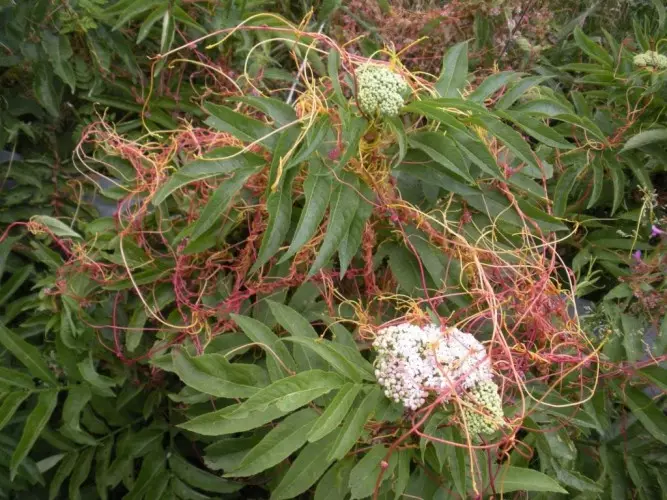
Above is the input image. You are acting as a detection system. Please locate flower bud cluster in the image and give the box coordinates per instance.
[356,64,409,117]
[461,380,504,436]
[373,323,492,410]
[633,51,667,70]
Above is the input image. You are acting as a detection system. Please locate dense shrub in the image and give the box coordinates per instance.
[0,1,665,499]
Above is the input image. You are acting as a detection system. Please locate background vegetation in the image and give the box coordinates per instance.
[0,0,665,498]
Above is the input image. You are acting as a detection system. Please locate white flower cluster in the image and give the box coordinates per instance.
[633,51,667,70]
[373,323,493,410]
[356,64,409,117]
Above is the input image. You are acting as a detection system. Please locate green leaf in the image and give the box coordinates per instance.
[159,9,174,54]
[444,428,466,497]
[420,412,447,467]
[266,301,318,338]
[0,367,34,389]
[628,457,659,500]
[270,430,340,500]
[204,102,277,149]
[169,454,241,493]
[319,0,341,19]
[338,182,374,276]
[125,450,166,500]
[336,116,367,172]
[32,216,81,239]
[308,172,360,276]
[328,386,383,461]
[386,242,422,295]
[180,402,283,436]
[251,168,298,273]
[0,236,20,278]
[227,408,318,477]
[33,64,59,118]
[267,300,325,372]
[513,98,574,116]
[314,456,354,500]
[553,163,586,216]
[0,324,58,385]
[435,41,468,97]
[496,466,568,494]
[621,128,667,152]
[386,116,408,165]
[403,101,467,132]
[625,156,652,192]
[468,71,521,103]
[68,447,95,500]
[228,96,298,128]
[137,6,167,44]
[229,370,343,417]
[495,76,552,110]
[409,131,472,181]
[111,0,163,29]
[587,157,604,209]
[555,468,602,493]
[152,147,265,204]
[95,439,112,500]
[307,383,363,442]
[181,371,343,436]
[143,474,171,500]
[77,355,116,397]
[231,313,296,381]
[279,160,332,263]
[608,162,625,215]
[204,436,265,471]
[551,113,607,143]
[11,390,59,479]
[328,49,345,105]
[60,384,94,444]
[621,314,644,363]
[610,381,667,444]
[500,111,574,149]
[600,445,629,500]
[0,392,31,431]
[126,286,174,352]
[475,117,539,172]
[651,0,666,28]
[638,366,667,391]
[449,130,503,179]
[171,476,211,500]
[573,27,613,66]
[349,445,396,499]
[287,116,331,168]
[385,450,408,499]
[172,349,265,399]
[283,337,374,382]
[49,452,78,500]
[183,165,259,244]
[42,33,76,93]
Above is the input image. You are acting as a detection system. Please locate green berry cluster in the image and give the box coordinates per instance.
[633,51,667,70]
[356,64,409,117]
[515,36,533,53]
[461,380,504,437]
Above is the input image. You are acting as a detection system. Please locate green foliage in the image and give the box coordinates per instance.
[1,1,666,498]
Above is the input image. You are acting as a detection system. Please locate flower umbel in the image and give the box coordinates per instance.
[373,323,492,410]
[461,380,504,437]
[356,64,409,117]
[633,51,667,70]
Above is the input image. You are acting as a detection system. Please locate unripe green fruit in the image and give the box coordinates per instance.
[356,64,408,117]
[461,380,504,437]
[633,51,667,70]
